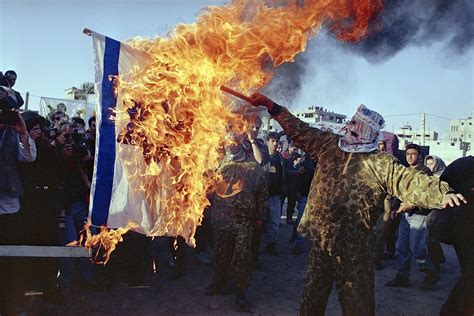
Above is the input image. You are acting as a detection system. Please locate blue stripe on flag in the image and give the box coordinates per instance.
[91,37,120,226]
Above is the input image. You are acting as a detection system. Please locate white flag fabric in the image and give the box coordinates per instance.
[89,30,157,234]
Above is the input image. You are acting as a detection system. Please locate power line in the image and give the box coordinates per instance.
[384,113,421,118]
[384,112,452,120]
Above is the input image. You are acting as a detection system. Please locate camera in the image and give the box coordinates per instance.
[0,72,21,125]
[65,127,89,160]
[43,127,59,139]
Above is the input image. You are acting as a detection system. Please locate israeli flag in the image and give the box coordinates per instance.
[88,29,154,233]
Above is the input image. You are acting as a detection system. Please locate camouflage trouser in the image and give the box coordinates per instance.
[212,220,254,290]
[300,242,374,316]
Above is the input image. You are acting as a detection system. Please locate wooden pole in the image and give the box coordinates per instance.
[220,86,253,104]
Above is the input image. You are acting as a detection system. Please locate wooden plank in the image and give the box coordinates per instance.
[0,245,90,258]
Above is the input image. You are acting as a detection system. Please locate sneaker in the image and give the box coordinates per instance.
[419,271,440,290]
[265,243,278,256]
[292,245,304,255]
[385,275,410,287]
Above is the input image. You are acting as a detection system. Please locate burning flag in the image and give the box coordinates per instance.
[87,0,383,250]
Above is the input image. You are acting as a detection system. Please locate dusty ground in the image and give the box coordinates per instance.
[27,220,458,316]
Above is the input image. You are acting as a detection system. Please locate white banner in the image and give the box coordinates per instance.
[39,97,95,121]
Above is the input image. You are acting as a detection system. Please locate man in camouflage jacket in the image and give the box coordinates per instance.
[207,137,268,310]
[250,93,466,316]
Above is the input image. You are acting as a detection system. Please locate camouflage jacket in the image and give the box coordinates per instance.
[272,106,450,255]
[210,160,268,231]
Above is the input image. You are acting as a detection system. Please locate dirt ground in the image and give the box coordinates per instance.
[27,220,459,316]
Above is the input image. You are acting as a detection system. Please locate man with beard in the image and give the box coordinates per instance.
[249,93,466,315]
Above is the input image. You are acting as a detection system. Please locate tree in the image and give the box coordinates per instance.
[69,81,95,100]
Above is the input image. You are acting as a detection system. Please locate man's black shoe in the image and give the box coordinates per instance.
[385,275,410,287]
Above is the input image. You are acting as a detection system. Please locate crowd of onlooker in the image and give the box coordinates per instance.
[0,70,472,315]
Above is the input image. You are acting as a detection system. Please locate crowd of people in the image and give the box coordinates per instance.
[0,71,472,315]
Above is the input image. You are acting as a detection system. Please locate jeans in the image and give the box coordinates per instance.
[266,195,281,244]
[295,196,308,247]
[58,200,94,287]
[395,213,434,277]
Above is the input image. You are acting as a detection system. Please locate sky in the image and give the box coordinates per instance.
[1,0,473,138]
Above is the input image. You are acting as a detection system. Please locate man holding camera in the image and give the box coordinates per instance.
[19,112,63,300]
[0,71,36,315]
[53,121,94,292]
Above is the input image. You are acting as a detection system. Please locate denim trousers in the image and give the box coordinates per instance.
[58,200,94,287]
[295,196,308,247]
[266,195,282,244]
[396,212,434,277]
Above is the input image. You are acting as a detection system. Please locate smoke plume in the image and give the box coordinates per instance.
[264,0,473,101]
[342,0,474,62]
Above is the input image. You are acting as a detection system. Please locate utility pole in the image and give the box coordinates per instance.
[25,92,29,110]
[420,112,426,146]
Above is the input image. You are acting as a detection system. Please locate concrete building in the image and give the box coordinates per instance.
[263,106,347,133]
[420,139,471,166]
[395,124,439,144]
[294,106,347,126]
[449,115,473,144]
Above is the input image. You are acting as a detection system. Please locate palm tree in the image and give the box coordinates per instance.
[69,81,95,100]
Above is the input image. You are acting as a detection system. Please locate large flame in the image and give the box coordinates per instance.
[111,0,382,245]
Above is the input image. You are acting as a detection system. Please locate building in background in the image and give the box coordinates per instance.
[395,124,439,144]
[264,106,347,133]
[449,114,473,144]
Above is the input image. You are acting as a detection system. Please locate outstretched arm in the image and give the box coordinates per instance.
[250,93,335,160]
[385,160,466,209]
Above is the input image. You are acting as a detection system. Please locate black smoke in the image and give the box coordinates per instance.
[345,0,474,62]
[260,0,473,103]
[261,53,308,106]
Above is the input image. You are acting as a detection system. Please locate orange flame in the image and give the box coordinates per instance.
[75,221,138,265]
[112,0,382,245]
